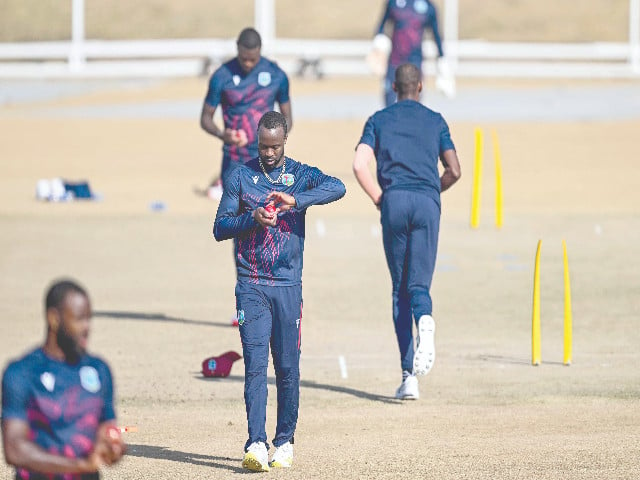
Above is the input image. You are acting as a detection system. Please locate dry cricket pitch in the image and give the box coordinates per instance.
[1,76,639,479]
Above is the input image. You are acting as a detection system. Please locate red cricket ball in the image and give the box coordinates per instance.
[106,426,122,442]
[265,204,276,214]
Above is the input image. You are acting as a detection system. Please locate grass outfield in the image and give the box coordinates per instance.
[0,0,630,42]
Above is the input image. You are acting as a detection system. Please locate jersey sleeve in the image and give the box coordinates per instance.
[276,68,291,105]
[1,362,29,422]
[357,116,377,151]
[376,1,392,35]
[97,360,116,423]
[427,3,444,57]
[204,70,225,108]
[439,117,456,154]
[213,169,259,241]
[294,166,346,211]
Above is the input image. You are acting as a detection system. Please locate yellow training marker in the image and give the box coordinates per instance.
[532,240,542,366]
[470,127,483,229]
[562,240,573,365]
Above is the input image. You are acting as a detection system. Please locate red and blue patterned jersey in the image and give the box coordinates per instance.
[2,348,115,480]
[213,157,346,286]
[204,57,290,164]
[377,0,444,67]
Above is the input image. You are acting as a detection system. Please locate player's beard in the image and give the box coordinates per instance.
[259,150,284,170]
[57,324,84,364]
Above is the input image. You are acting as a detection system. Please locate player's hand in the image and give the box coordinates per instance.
[374,194,382,211]
[222,128,246,146]
[266,191,296,213]
[235,129,249,147]
[253,205,278,227]
[90,424,126,468]
[436,57,456,98]
[366,34,391,77]
[372,33,391,54]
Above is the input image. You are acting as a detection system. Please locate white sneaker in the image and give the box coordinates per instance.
[395,374,419,400]
[50,178,68,202]
[36,179,52,201]
[270,441,293,468]
[413,315,436,376]
[242,442,269,472]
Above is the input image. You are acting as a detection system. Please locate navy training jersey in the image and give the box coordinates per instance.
[377,0,443,67]
[1,348,115,480]
[358,99,455,207]
[213,157,346,286]
[204,57,290,164]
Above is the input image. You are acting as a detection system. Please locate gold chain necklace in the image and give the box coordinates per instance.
[258,157,286,185]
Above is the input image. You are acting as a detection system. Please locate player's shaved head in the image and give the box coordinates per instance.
[237,27,262,50]
[394,63,422,98]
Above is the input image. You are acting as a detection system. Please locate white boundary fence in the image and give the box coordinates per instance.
[0,0,638,79]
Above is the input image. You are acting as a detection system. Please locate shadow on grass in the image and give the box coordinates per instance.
[478,354,566,366]
[94,310,233,329]
[125,444,245,473]
[95,310,400,404]
[197,374,401,405]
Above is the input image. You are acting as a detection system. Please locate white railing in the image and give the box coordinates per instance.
[0,38,637,79]
[0,0,638,79]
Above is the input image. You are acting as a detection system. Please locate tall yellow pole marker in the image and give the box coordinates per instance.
[532,240,542,366]
[470,127,483,228]
[562,240,573,365]
[491,129,503,229]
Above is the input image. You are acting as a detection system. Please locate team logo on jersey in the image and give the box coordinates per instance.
[281,174,295,186]
[237,309,245,326]
[40,372,55,392]
[252,176,259,184]
[80,366,101,393]
[232,75,241,86]
[414,0,428,14]
[258,72,272,87]
[396,0,407,8]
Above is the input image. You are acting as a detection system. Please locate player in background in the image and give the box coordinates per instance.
[369,0,455,105]
[213,111,345,471]
[200,27,293,200]
[352,64,461,400]
[2,279,125,479]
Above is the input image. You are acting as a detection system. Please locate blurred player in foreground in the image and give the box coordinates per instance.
[368,0,455,104]
[214,111,345,471]
[352,64,461,400]
[2,279,125,479]
[199,27,293,200]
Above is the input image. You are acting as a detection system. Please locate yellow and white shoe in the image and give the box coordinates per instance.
[242,442,270,472]
[270,441,293,468]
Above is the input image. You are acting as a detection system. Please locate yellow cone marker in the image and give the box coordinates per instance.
[470,127,483,229]
[532,240,542,366]
[562,240,573,365]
